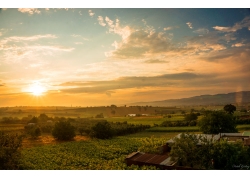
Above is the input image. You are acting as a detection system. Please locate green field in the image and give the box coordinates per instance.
[20,136,167,170]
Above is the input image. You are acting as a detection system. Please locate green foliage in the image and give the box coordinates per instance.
[138,137,167,154]
[52,121,76,141]
[170,133,204,168]
[146,126,200,132]
[169,133,250,169]
[38,113,49,121]
[25,126,41,139]
[211,140,250,170]
[0,131,23,169]
[89,121,114,139]
[28,117,38,123]
[224,104,236,114]
[198,111,237,134]
[95,113,104,118]
[20,137,161,169]
[184,113,198,122]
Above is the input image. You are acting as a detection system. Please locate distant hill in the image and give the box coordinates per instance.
[129,91,250,106]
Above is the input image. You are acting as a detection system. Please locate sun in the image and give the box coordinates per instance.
[28,82,46,96]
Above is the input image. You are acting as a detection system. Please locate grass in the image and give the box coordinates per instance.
[146,126,200,132]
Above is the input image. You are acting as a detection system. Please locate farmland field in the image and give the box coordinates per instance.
[19,136,167,170]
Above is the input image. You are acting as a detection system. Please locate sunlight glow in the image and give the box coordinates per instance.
[28,82,46,96]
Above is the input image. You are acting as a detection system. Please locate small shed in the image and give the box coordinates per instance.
[125,152,177,169]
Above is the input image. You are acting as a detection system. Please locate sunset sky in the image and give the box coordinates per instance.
[0,7,250,106]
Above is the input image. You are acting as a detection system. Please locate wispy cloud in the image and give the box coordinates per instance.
[58,72,215,95]
[88,10,94,17]
[164,26,179,31]
[71,34,89,41]
[193,28,209,35]
[144,59,169,63]
[0,34,57,44]
[213,16,250,32]
[18,8,41,15]
[186,22,193,29]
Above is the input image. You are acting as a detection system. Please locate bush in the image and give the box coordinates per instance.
[52,121,76,140]
[0,131,23,169]
[185,113,198,122]
[89,121,114,139]
[25,125,41,139]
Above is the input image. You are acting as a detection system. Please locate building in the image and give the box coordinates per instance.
[125,151,179,169]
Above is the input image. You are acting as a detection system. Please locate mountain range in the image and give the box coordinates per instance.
[129,91,250,106]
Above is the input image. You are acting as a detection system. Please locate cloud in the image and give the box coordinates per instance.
[0,38,74,64]
[186,22,193,29]
[97,16,106,26]
[193,28,209,35]
[144,59,169,63]
[164,26,179,31]
[231,43,245,47]
[107,29,174,59]
[71,34,89,41]
[75,42,83,45]
[199,44,250,68]
[213,16,250,32]
[88,10,95,17]
[57,72,215,95]
[18,8,41,15]
[0,34,57,44]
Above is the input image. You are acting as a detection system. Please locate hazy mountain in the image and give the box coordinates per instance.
[129,91,250,106]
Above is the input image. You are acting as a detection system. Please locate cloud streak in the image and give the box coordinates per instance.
[57,72,216,95]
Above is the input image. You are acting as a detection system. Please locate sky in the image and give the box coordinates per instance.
[0,7,250,106]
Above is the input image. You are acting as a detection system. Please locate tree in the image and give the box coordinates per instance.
[89,121,114,139]
[38,113,49,121]
[95,113,104,118]
[224,104,236,114]
[28,116,38,123]
[198,111,237,134]
[0,131,23,169]
[170,133,208,169]
[211,140,250,169]
[169,133,250,169]
[52,121,76,141]
[184,113,198,122]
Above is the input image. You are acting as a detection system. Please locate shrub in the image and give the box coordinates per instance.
[89,121,114,139]
[25,125,41,139]
[52,121,76,141]
[0,131,23,169]
[185,113,198,122]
